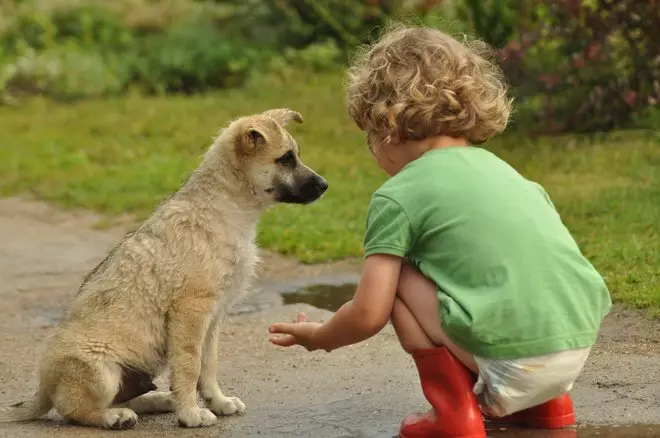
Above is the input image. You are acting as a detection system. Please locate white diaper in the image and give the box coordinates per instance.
[473,348,591,417]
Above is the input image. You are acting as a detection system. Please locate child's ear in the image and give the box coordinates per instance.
[239,127,267,154]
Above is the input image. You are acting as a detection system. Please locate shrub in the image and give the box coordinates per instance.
[455,0,517,48]
[255,40,344,86]
[132,22,260,94]
[112,0,207,35]
[630,105,660,132]
[213,0,446,52]
[1,45,129,103]
[0,5,135,54]
[499,0,660,134]
[280,40,344,72]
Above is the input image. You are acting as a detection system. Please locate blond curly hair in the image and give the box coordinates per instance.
[347,25,512,144]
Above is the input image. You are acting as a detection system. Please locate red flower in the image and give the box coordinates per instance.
[623,90,638,107]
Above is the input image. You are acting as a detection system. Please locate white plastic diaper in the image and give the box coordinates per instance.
[472,348,591,417]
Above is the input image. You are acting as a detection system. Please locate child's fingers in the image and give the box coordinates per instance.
[269,334,298,347]
[269,322,298,335]
[271,312,309,330]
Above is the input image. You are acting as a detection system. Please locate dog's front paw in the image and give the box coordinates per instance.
[177,407,217,428]
[208,396,246,416]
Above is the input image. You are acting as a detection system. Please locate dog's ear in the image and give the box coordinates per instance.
[262,108,303,126]
[239,127,267,153]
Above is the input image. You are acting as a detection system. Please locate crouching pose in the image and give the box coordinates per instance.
[269,25,611,438]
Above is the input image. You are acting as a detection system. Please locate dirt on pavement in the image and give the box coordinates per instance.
[0,198,658,438]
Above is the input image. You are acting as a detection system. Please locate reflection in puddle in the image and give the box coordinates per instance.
[280,283,356,312]
[486,424,660,437]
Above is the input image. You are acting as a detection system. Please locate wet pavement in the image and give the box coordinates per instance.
[277,284,660,438]
[280,280,357,312]
[0,198,659,438]
[278,284,660,438]
[486,424,660,437]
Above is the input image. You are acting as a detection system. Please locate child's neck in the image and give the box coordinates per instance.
[379,135,469,177]
[424,136,469,151]
[404,135,468,164]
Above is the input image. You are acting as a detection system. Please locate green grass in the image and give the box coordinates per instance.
[0,72,658,315]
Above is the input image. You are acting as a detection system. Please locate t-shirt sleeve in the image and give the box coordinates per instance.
[363,194,414,258]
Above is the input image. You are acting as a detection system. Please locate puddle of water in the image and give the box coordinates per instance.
[486,424,660,437]
[280,282,357,312]
[348,424,660,438]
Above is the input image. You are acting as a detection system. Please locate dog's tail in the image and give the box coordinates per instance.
[0,389,51,422]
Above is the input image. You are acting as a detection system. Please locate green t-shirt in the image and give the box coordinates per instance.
[363,147,612,359]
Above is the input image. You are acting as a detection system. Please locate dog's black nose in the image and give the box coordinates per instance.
[300,177,328,201]
[317,178,329,195]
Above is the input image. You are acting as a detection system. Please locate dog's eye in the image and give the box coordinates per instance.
[276,151,296,166]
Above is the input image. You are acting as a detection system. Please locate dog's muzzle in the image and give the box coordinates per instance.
[275,175,328,205]
[299,176,328,202]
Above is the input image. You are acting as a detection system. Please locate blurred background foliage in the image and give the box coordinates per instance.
[2,0,658,310]
[0,0,658,135]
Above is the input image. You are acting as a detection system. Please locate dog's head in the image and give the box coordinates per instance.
[231,108,328,205]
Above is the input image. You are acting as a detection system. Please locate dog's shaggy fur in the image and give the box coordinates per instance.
[0,108,327,429]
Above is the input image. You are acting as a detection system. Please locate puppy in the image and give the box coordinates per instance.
[0,108,327,429]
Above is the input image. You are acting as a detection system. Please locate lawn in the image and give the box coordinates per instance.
[0,72,658,315]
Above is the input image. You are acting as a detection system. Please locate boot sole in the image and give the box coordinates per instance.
[400,433,486,438]
[484,412,575,429]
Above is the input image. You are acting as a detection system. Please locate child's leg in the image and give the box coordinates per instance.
[391,263,478,373]
[391,264,583,431]
[392,265,487,437]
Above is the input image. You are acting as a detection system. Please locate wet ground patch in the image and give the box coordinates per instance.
[351,424,660,438]
[269,279,660,438]
[486,424,660,437]
[281,282,357,312]
[269,274,360,312]
[343,424,660,438]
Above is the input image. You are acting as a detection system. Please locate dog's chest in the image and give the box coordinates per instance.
[228,239,258,291]
[208,229,258,311]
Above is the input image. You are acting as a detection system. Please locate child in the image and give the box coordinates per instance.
[268,25,612,438]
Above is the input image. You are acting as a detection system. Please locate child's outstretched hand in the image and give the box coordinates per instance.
[268,312,323,351]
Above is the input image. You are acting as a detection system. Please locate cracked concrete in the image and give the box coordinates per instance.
[0,198,658,438]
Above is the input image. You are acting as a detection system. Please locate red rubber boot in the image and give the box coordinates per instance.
[482,393,575,429]
[399,347,486,438]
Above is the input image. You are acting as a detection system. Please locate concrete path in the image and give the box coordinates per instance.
[0,198,658,438]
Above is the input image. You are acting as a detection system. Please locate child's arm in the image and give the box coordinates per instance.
[268,254,402,352]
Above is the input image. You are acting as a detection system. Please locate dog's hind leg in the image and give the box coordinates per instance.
[51,359,138,430]
[198,315,246,416]
[120,391,175,414]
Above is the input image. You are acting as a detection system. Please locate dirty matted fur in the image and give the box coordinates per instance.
[0,108,328,429]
